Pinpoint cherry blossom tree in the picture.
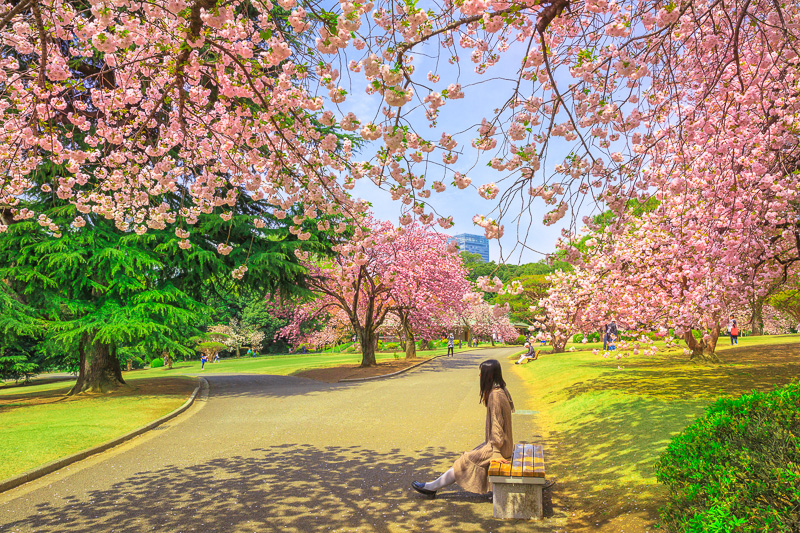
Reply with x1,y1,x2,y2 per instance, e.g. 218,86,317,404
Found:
449,292,518,346
535,269,592,353
4,0,799,365
4,0,796,248
210,318,266,357
759,305,793,336
387,225,470,358
277,218,469,366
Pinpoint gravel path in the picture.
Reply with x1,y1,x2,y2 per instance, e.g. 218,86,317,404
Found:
0,347,559,532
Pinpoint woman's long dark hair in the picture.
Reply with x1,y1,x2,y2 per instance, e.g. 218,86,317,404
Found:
479,359,506,405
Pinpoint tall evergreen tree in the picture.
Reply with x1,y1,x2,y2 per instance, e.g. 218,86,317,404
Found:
0,168,333,393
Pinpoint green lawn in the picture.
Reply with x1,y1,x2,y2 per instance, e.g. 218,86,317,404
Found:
511,334,800,532
0,377,196,480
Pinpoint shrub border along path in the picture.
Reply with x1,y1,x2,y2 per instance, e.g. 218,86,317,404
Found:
0,377,207,494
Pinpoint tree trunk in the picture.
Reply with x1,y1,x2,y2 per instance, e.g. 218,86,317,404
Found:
751,297,764,336
360,328,378,367
70,333,125,395
551,329,568,353
683,329,721,363
126,360,133,371
402,320,417,359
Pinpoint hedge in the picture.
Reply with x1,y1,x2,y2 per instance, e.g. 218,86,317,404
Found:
655,381,800,532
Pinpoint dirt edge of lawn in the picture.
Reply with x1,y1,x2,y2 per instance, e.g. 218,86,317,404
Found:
295,357,434,383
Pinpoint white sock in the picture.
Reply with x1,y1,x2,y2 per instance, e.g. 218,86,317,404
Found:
424,468,456,491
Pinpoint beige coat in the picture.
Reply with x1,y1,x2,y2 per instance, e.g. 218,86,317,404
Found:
453,387,514,493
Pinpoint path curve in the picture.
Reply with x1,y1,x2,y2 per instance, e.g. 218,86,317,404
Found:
0,348,557,532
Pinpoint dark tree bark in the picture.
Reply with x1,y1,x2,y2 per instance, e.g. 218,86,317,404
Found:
751,297,764,336
550,329,569,353
70,333,125,394
683,327,721,363
359,328,377,367
398,310,417,359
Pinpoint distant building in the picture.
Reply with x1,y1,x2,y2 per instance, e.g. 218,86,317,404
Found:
451,233,490,262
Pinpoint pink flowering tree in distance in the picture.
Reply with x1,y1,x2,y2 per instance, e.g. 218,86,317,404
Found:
449,292,518,346
388,227,470,359
534,269,592,353
276,218,469,366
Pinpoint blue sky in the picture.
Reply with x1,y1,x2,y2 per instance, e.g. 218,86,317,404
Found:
325,30,601,265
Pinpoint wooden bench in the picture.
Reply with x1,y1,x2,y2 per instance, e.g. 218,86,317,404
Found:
488,443,546,519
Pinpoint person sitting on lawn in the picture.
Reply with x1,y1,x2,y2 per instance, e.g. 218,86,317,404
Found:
515,343,538,364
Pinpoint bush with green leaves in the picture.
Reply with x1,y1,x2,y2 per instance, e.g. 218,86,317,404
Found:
573,332,602,343
655,381,800,532
149,358,165,369
508,335,527,346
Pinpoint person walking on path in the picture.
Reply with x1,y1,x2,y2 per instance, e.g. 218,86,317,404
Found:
411,359,514,498
447,333,455,357
729,315,739,345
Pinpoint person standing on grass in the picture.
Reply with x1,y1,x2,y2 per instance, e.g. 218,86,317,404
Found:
411,359,514,498
604,320,618,350
201,353,208,370
447,333,455,357
729,315,740,345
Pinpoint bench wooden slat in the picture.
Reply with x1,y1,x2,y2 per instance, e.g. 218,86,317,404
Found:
511,444,524,477
522,443,535,477
532,444,545,478
489,443,546,479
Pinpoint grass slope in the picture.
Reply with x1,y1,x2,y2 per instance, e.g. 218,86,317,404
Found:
0,377,196,480
511,334,800,532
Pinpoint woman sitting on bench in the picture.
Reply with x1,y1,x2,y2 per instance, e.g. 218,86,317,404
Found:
515,343,538,364
411,359,514,498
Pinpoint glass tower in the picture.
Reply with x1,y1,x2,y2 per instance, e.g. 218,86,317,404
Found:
451,233,490,262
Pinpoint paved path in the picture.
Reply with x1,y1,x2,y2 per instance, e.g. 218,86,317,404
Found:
0,348,557,532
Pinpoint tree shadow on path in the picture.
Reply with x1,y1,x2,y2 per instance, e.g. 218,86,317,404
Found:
2,444,560,533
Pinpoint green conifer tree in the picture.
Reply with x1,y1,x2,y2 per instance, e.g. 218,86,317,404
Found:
0,170,333,393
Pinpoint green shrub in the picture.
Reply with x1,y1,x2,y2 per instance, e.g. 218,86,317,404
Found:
655,381,800,533
508,335,527,346
383,342,399,350
149,358,165,368
132,357,145,369
573,332,602,343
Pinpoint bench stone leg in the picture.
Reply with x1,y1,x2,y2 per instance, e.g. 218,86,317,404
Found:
492,482,543,520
